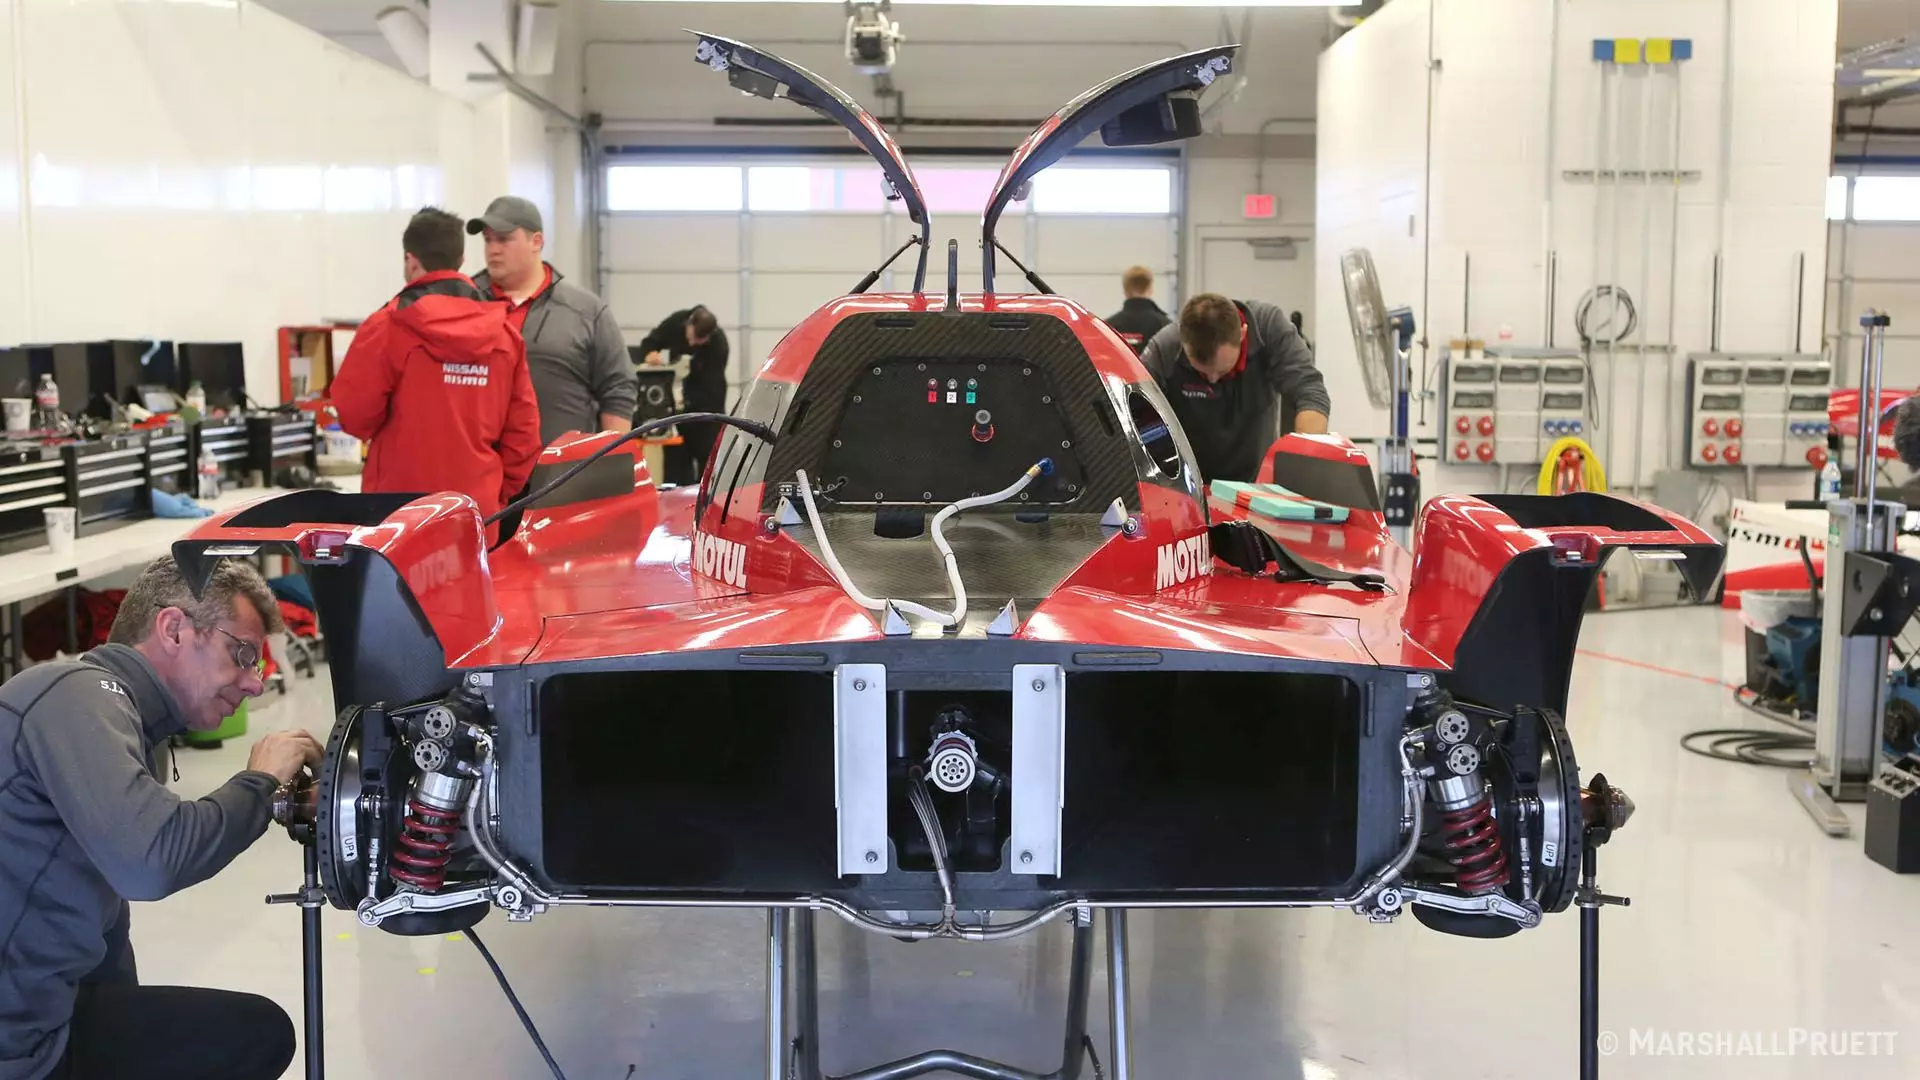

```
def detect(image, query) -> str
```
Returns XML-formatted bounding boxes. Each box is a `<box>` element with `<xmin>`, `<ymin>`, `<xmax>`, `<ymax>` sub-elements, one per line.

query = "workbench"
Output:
<box><xmin>0</xmin><ymin>479</ymin><xmax>359</xmax><ymax>678</ymax></box>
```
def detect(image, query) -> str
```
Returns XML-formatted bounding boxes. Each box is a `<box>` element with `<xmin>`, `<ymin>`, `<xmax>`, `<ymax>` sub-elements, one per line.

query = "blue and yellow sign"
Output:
<box><xmin>1593</xmin><ymin>38</ymin><xmax>1693</xmax><ymax>64</ymax></box>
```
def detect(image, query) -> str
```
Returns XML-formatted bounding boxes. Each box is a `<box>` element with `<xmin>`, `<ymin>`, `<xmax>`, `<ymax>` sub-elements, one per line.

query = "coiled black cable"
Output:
<box><xmin>1678</xmin><ymin>687</ymin><xmax>1815</xmax><ymax>768</ymax></box>
<box><xmin>1574</xmin><ymin>286</ymin><xmax>1638</xmax><ymax>346</ymax></box>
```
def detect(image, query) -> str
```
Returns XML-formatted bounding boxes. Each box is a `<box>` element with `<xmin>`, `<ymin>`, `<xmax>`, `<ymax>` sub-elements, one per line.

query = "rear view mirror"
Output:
<box><xmin>1100</xmin><ymin>93</ymin><xmax>1203</xmax><ymax>147</ymax></box>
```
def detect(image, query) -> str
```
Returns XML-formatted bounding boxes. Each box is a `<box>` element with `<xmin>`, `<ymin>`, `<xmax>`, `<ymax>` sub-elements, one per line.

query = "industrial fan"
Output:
<box><xmin>1340</xmin><ymin>248</ymin><xmax>1418</xmax><ymax>544</ymax></box>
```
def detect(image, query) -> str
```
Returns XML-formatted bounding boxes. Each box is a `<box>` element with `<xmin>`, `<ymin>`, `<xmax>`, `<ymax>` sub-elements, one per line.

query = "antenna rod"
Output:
<box><xmin>944</xmin><ymin>239</ymin><xmax>960</xmax><ymax>312</ymax></box>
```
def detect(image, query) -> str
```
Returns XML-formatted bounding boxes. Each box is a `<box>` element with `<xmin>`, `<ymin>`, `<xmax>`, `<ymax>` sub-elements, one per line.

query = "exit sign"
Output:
<box><xmin>1243</xmin><ymin>193</ymin><xmax>1277</xmax><ymax>219</ymax></box>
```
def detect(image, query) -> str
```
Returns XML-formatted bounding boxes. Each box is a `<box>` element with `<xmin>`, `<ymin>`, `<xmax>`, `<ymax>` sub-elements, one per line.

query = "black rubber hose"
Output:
<box><xmin>463</xmin><ymin>928</ymin><xmax>568</xmax><ymax>1080</ymax></box>
<box><xmin>483</xmin><ymin>411</ymin><xmax>777</xmax><ymax>528</ymax></box>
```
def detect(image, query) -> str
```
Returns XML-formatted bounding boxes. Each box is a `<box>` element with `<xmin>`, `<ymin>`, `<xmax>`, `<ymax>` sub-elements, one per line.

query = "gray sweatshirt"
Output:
<box><xmin>0</xmin><ymin>644</ymin><xmax>277</xmax><ymax>1080</ymax></box>
<box><xmin>1140</xmin><ymin>298</ymin><xmax>1330</xmax><ymax>483</ymax></box>
<box><xmin>472</xmin><ymin>265</ymin><xmax>637</xmax><ymax>446</ymax></box>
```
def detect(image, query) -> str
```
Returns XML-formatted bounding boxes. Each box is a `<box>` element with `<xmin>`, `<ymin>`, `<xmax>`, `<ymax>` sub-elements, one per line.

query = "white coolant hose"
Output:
<box><xmin>796</xmin><ymin>468</ymin><xmax>953</xmax><ymax>626</ymax></box>
<box><xmin>926</xmin><ymin>458</ymin><xmax>1051</xmax><ymax>628</ymax></box>
<box><xmin>795</xmin><ymin>459</ymin><xmax>1052</xmax><ymax>629</ymax></box>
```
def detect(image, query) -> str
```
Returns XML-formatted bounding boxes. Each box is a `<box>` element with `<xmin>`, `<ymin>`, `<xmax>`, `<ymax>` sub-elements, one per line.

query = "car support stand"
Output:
<box><xmin>1577</xmin><ymin>774</ymin><xmax>1632</xmax><ymax>1080</ymax></box>
<box><xmin>1792</xmin><ymin>311</ymin><xmax>1906</xmax><ymax>837</ymax></box>
<box><xmin>771</xmin><ymin>906</ymin><xmax>1129</xmax><ymax>1080</ymax></box>
<box><xmin>266</xmin><ymin>833</ymin><xmax>328</xmax><ymax>1079</ymax></box>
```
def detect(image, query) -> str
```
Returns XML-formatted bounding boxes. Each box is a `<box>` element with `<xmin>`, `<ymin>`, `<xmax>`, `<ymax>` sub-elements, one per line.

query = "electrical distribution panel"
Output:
<box><xmin>1685</xmin><ymin>353</ymin><xmax>1829</xmax><ymax>468</ymax></box>
<box><xmin>1786</xmin><ymin>358</ymin><xmax>1835</xmax><ymax>468</ymax></box>
<box><xmin>1444</xmin><ymin>347</ymin><xmax>1587</xmax><ymax>466</ymax></box>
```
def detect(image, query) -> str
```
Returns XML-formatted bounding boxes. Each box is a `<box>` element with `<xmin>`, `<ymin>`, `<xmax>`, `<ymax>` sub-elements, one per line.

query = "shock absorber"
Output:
<box><xmin>1426</xmin><ymin>707</ymin><xmax>1510</xmax><ymax>895</ymax></box>
<box><xmin>389</xmin><ymin>768</ymin><xmax>474</xmax><ymax>892</ymax></box>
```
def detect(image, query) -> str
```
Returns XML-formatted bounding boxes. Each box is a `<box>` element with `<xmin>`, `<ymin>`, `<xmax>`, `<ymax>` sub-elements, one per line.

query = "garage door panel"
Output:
<box><xmin>605</xmin><ymin>216</ymin><xmax>741</xmax><ymax>272</ymax></box>
<box><xmin>1034</xmin><ymin>218</ymin><xmax>1170</xmax><ymax>274</ymax></box>
<box><xmin>1029</xmin><ymin>274</ymin><xmax>1131</xmax><ymax>315</ymax></box>
<box><xmin>749</xmin><ymin>216</ymin><xmax>886</xmax><ymax>272</ymax></box>
<box><xmin>752</xmin><ymin>272</ymin><xmax>865</xmax><ymax>328</ymax></box>
<box><xmin>607</xmin><ymin>272</ymin><xmax>741</xmax><ymax>335</ymax></box>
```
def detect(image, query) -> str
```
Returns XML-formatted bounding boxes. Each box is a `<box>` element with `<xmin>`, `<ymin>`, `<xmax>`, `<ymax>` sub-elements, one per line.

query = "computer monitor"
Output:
<box><xmin>178</xmin><ymin>342</ymin><xmax>248</xmax><ymax>410</ymax></box>
<box><xmin>0</xmin><ymin>348</ymin><xmax>35</xmax><ymax>399</ymax></box>
<box><xmin>111</xmin><ymin>339</ymin><xmax>175</xmax><ymax>393</ymax></box>
<box><xmin>51</xmin><ymin>342</ymin><xmax>115</xmax><ymax>417</ymax></box>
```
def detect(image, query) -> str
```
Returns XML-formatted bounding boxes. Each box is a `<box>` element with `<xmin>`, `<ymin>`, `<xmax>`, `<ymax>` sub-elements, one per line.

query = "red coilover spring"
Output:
<box><xmin>1436</xmin><ymin>796</ymin><xmax>1510</xmax><ymax>894</ymax></box>
<box><xmin>389</xmin><ymin>798</ymin><xmax>462</xmax><ymax>891</ymax></box>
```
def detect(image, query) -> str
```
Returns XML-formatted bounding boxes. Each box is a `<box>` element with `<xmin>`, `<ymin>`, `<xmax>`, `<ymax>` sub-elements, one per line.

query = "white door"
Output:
<box><xmin>1197</xmin><ymin>234</ymin><xmax>1315</xmax><ymax>343</ymax></box>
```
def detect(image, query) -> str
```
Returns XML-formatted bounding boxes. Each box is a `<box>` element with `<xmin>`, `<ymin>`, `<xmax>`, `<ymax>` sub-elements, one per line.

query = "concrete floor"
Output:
<box><xmin>136</xmin><ymin>604</ymin><xmax>1920</xmax><ymax>1079</ymax></box>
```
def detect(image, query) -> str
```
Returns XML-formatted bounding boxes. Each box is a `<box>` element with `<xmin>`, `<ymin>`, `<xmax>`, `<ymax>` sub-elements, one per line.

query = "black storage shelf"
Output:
<box><xmin>0</xmin><ymin>443</ymin><xmax>68</xmax><ymax>542</ymax></box>
<box><xmin>64</xmin><ymin>432</ymin><xmax>151</xmax><ymax>535</ymax></box>
<box><xmin>145</xmin><ymin>423</ymin><xmax>189</xmax><ymax>494</ymax></box>
<box><xmin>248</xmin><ymin>413</ymin><xmax>317</xmax><ymax>477</ymax></box>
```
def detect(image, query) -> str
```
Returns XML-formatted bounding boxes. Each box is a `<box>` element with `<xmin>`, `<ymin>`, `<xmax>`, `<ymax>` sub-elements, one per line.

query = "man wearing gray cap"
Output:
<box><xmin>468</xmin><ymin>195</ymin><xmax>635</xmax><ymax>443</ymax></box>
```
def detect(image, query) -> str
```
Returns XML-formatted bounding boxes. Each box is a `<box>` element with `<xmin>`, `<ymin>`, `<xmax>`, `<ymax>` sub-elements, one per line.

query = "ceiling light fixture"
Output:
<box><xmin>376</xmin><ymin>3</ymin><xmax>431</xmax><ymax>79</ymax></box>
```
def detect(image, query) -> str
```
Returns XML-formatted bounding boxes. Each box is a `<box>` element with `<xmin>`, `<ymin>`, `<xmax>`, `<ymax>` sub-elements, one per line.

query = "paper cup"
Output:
<box><xmin>43</xmin><ymin>507</ymin><xmax>75</xmax><ymax>557</ymax></box>
<box><xmin>2</xmin><ymin>399</ymin><xmax>29</xmax><ymax>434</ymax></box>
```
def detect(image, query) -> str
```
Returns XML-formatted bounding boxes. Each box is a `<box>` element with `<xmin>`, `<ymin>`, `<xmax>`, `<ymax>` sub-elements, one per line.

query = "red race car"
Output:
<box><xmin>177</xmin><ymin>35</ymin><xmax>1721</xmax><ymax>1080</ymax></box>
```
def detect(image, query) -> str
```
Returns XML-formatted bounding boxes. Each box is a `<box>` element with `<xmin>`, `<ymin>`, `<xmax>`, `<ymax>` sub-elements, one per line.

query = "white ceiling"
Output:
<box><xmin>253</xmin><ymin>0</ymin><xmax>1918</xmax><ymax>138</ymax></box>
<box><xmin>579</xmin><ymin>2</ymin><xmax>1326</xmax><ymax>137</ymax></box>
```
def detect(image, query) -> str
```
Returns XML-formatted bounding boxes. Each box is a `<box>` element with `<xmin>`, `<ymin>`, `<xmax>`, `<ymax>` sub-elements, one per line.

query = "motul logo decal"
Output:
<box><xmin>693</xmin><ymin>530</ymin><xmax>748</xmax><ymax>589</ymax></box>
<box><xmin>1155</xmin><ymin>533</ymin><xmax>1212</xmax><ymax>590</ymax></box>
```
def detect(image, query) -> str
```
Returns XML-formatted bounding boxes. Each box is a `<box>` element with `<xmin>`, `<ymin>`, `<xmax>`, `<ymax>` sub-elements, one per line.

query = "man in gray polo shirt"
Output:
<box><xmin>467</xmin><ymin>196</ymin><xmax>636</xmax><ymax>445</ymax></box>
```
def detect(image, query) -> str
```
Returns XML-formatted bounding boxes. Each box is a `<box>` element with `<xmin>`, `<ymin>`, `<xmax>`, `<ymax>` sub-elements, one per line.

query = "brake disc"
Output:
<box><xmin>314</xmin><ymin>706</ymin><xmax>369</xmax><ymax>909</ymax></box>
<box><xmin>1533</xmin><ymin>707</ymin><xmax>1584</xmax><ymax>914</ymax></box>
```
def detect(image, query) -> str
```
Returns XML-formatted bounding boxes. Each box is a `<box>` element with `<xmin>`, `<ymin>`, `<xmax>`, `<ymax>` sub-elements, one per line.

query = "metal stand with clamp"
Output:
<box><xmin>769</xmin><ymin>906</ymin><xmax>1132</xmax><ymax>1080</ymax></box>
<box><xmin>1577</xmin><ymin>774</ymin><xmax>1632</xmax><ymax>1080</ymax></box>
<box><xmin>1791</xmin><ymin>311</ymin><xmax>1920</xmax><ymax>836</ymax></box>
<box><xmin>1378</xmin><ymin>307</ymin><xmax>1420</xmax><ymax>550</ymax></box>
<box><xmin>265</xmin><ymin>781</ymin><xmax>329</xmax><ymax>1080</ymax></box>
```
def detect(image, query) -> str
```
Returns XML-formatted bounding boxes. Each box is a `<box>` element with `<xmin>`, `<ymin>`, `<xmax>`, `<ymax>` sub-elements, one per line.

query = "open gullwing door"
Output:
<box><xmin>980</xmin><ymin>45</ymin><xmax>1237</xmax><ymax>294</ymax></box>
<box><xmin>689</xmin><ymin>31</ymin><xmax>932</xmax><ymax>292</ymax></box>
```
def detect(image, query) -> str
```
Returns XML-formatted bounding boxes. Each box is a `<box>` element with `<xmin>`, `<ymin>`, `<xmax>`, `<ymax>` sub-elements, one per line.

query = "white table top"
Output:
<box><xmin>0</xmin><ymin>479</ymin><xmax>361</xmax><ymax>609</ymax></box>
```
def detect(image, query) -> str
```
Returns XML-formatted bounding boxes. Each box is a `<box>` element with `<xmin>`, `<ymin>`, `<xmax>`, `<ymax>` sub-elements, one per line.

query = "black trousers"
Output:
<box><xmin>50</xmin><ymin>982</ymin><xmax>295</xmax><ymax>1080</ymax></box>
<box><xmin>663</xmin><ymin>417</ymin><xmax>724</xmax><ymax>486</ymax></box>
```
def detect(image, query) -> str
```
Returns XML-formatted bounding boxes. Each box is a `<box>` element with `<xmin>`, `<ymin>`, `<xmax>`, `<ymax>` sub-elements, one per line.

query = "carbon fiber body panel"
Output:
<box><xmin>799</xmin><ymin>512</ymin><xmax>1111</xmax><ymax>635</ymax></box>
<box><xmin>757</xmin><ymin>312</ymin><xmax>1142</xmax><ymax>516</ymax></box>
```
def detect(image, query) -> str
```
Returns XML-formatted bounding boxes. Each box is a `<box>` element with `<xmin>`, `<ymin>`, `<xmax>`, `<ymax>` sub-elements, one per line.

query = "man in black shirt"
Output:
<box><xmin>1140</xmin><ymin>293</ymin><xmax>1330</xmax><ymax>483</ymax></box>
<box><xmin>1106</xmin><ymin>266</ymin><xmax>1171</xmax><ymax>356</ymax></box>
<box><xmin>638</xmin><ymin>306</ymin><xmax>729</xmax><ymax>484</ymax></box>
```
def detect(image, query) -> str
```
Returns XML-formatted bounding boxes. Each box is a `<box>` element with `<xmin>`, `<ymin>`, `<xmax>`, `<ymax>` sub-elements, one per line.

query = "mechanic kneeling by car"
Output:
<box><xmin>1140</xmin><ymin>293</ymin><xmax>1331</xmax><ymax>483</ymax></box>
<box><xmin>0</xmin><ymin>556</ymin><xmax>323</xmax><ymax>1080</ymax></box>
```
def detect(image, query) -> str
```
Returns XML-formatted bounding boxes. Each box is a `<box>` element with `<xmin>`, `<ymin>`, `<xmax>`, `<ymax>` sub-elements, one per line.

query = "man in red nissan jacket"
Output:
<box><xmin>332</xmin><ymin>206</ymin><xmax>543</xmax><ymax>523</ymax></box>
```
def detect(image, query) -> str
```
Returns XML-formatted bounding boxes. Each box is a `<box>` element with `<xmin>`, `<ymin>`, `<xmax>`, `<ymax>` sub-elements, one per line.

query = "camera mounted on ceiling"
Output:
<box><xmin>845</xmin><ymin>0</ymin><xmax>904</xmax><ymax>76</ymax></box>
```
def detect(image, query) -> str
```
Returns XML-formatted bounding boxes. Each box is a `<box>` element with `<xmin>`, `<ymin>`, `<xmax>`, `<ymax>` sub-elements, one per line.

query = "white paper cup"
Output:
<box><xmin>43</xmin><ymin>507</ymin><xmax>75</xmax><ymax>557</ymax></box>
<box><xmin>2</xmin><ymin>399</ymin><xmax>29</xmax><ymax>434</ymax></box>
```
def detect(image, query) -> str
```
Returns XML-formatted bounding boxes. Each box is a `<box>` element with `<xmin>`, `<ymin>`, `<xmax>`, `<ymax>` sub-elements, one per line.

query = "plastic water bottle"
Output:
<box><xmin>33</xmin><ymin>374</ymin><xmax>57</xmax><ymax>427</ymax></box>
<box><xmin>184</xmin><ymin>380</ymin><xmax>206</xmax><ymax>413</ymax></box>
<box><xmin>1819</xmin><ymin>456</ymin><xmax>1842</xmax><ymax>502</ymax></box>
<box><xmin>197</xmin><ymin>446</ymin><xmax>222</xmax><ymax>500</ymax></box>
